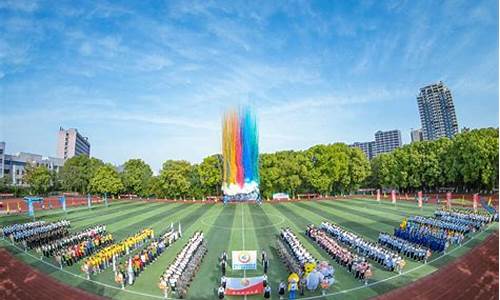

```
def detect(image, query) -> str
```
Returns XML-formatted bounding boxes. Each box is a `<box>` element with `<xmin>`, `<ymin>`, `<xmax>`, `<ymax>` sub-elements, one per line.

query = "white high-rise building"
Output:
<box><xmin>417</xmin><ymin>81</ymin><xmax>459</xmax><ymax>140</ymax></box>
<box><xmin>410</xmin><ymin>128</ymin><xmax>424</xmax><ymax>143</ymax></box>
<box><xmin>374</xmin><ymin>130</ymin><xmax>402</xmax><ymax>156</ymax></box>
<box><xmin>57</xmin><ymin>127</ymin><xmax>91</xmax><ymax>160</ymax></box>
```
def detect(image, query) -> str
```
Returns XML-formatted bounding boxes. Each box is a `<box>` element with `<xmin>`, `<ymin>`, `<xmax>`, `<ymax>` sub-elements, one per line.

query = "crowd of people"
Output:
<box><xmin>378</xmin><ymin>232</ymin><xmax>430</xmax><ymax>262</ymax></box>
<box><xmin>56</xmin><ymin>233</ymin><xmax>113</xmax><ymax>267</ymax></box>
<box><xmin>435</xmin><ymin>210</ymin><xmax>492</xmax><ymax>230</ymax></box>
<box><xmin>306</xmin><ymin>225</ymin><xmax>373</xmax><ymax>280</ymax></box>
<box><xmin>394</xmin><ymin>223</ymin><xmax>452</xmax><ymax>253</ymax></box>
<box><xmin>408</xmin><ymin>216</ymin><xmax>470</xmax><ymax>234</ymax></box>
<box><xmin>280</xmin><ymin>227</ymin><xmax>315</xmax><ymax>266</ymax></box>
<box><xmin>38</xmin><ymin>225</ymin><xmax>107</xmax><ymax>257</ymax></box>
<box><xmin>8</xmin><ymin>220</ymin><xmax>71</xmax><ymax>249</ymax></box>
<box><xmin>1</xmin><ymin>221</ymin><xmax>46</xmax><ymax>237</ymax></box>
<box><xmin>159</xmin><ymin>231</ymin><xmax>207</xmax><ymax>299</ymax></box>
<box><xmin>319</xmin><ymin>222</ymin><xmax>403</xmax><ymax>272</ymax></box>
<box><xmin>81</xmin><ymin>228</ymin><xmax>154</xmax><ymax>276</ymax></box>
<box><xmin>276</xmin><ymin>236</ymin><xmax>302</xmax><ymax>275</ymax></box>
<box><xmin>116</xmin><ymin>227</ymin><xmax>181</xmax><ymax>287</ymax></box>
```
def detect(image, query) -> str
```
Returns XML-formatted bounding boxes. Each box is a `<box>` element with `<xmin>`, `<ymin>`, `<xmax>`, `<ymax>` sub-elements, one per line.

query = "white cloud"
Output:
<box><xmin>79</xmin><ymin>42</ymin><xmax>93</xmax><ymax>56</ymax></box>
<box><xmin>136</xmin><ymin>54</ymin><xmax>172</xmax><ymax>71</ymax></box>
<box><xmin>0</xmin><ymin>0</ymin><xmax>39</xmax><ymax>12</ymax></box>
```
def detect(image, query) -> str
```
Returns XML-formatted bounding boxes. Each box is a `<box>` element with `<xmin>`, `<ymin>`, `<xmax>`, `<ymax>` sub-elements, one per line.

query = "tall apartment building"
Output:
<box><xmin>410</xmin><ymin>128</ymin><xmax>423</xmax><ymax>143</ymax></box>
<box><xmin>57</xmin><ymin>127</ymin><xmax>91</xmax><ymax>160</ymax></box>
<box><xmin>0</xmin><ymin>142</ymin><xmax>5</xmax><ymax>179</ymax></box>
<box><xmin>349</xmin><ymin>141</ymin><xmax>375</xmax><ymax>160</ymax></box>
<box><xmin>417</xmin><ymin>81</ymin><xmax>459</xmax><ymax>140</ymax></box>
<box><xmin>374</xmin><ymin>130</ymin><xmax>402</xmax><ymax>155</ymax></box>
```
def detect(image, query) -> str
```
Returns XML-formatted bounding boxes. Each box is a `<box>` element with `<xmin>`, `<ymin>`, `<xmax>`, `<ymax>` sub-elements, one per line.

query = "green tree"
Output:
<box><xmin>347</xmin><ymin>147</ymin><xmax>370</xmax><ymax>192</ymax></box>
<box><xmin>446</xmin><ymin>128</ymin><xmax>499</xmax><ymax>191</ymax></box>
<box><xmin>189</xmin><ymin>164</ymin><xmax>204</xmax><ymax>199</ymax></box>
<box><xmin>259</xmin><ymin>153</ymin><xmax>280</xmax><ymax>199</ymax></box>
<box><xmin>89</xmin><ymin>164</ymin><xmax>124</xmax><ymax>195</ymax></box>
<box><xmin>146</xmin><ymin>176</ymin><xmax>164</xmax><ymax>198</ymax></box>
<box><xmin>305</xmin><ymin>144</ymin><xmax>350</xmax><ymax>195</ymax></box>
<box><xmin>24</xmin><ymin>164</ymin><xmax>52</xmax><ymax>195</ymax></box>
<box><xmin>121</xmin><ymin>159</ymin><xmax>153</xmax><ymax>197</ymax></box>
<box><xmin>368</xmin><ymin>128</ymin><xmax>498</xmax><ymax>193</ymax></box>
<box><xmin>370</xmin><ymin>153</ymin><xmax>397</xmax><ymax>189</ymax></box>
<box><xmin>60</xmin><ymin>155</ymin><xmax>104</xmax><ymax>194</ymax></box>
<box><xmin>158</xmin><ymin>160</ymin><xmax>192</xmax><ymax>199</ymax></box>
<box><xmin>275</xmin><ymin>151</ymin><xmax>310</xmax><ymax>197</ymax></box>
<box><xmin>198</xmin><ymin>154</ymin><xmax>223</xmax><ymax>196</ymax></box>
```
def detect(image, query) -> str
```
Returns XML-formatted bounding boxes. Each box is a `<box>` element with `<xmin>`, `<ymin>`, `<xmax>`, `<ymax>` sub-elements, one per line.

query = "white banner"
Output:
<box><xmin>232</xmin><ymin>251</ymin><xmax>257</xmax><ymax>270</ymax></box>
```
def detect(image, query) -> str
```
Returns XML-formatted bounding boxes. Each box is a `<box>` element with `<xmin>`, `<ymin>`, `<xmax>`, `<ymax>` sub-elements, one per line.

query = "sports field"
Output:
<box><xmin>0</xmin><ymin>199</ymin><xmax>498</xmax><ymax>300</ymax></box>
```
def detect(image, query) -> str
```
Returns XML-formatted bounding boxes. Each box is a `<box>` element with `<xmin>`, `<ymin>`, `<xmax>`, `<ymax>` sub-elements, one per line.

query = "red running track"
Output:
<box><xmin>372</xmin><ymin>231</ymin><xmax>499</xmax><ymax>300</ymax></box>
<box><xmin>0</xmin><ymin>249</ymin><xmax>106</xmax><ymax>300</ymax></box>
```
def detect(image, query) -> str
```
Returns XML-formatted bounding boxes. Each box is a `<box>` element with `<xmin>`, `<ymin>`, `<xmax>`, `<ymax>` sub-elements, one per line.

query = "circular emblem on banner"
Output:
<box><xmin>238</xmin><ymin>252</ymin><xmax>251</xmax><ymax>263</ymax></box>
<box><xmin>240</xmin><ymin>278</ymin><xmax>250</xmax><ymax>286</ymax></box>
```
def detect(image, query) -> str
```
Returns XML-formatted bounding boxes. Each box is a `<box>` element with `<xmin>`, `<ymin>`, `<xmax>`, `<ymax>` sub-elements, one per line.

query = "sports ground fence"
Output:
<box><xmin>0</xmin><ymin>192</ymin><xmax>497</xmax><ymax>214</ymax></box>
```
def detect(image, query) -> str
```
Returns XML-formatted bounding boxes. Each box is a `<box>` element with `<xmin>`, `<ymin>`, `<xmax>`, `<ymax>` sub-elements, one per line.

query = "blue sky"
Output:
<box><xmin>0</xmin><ymin>0</ymin><xmax>498</xmax><ymax>172</ymax></box>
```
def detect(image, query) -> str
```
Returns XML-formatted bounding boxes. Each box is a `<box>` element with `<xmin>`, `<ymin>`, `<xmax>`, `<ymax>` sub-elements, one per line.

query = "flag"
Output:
<box><xmin>473</xmin><ymin>193</ymin><xmax>478</xmax><ymax>212</ymax></box>
<box><xmin>446</xmin><ymin>192</ymin><xmax>452</xmax><ymax>209</ymax></box>
<box><xmin>418</xmin><ymin>191</ymin><xmax>423</xmax><ymax>208</ymax></box>
<box><xmin>224</xmin><ymin>276</ymin><xmax>264</xmax><ymax>296</ymax></box>
<box><xmin>376</xmin><ymin>189</ymin><xmax>381</xmax><ymax>202</ymax></box>
<box><xmin>127</xmin><ymin>258</ymin><xmax>134</xmax><ymax>285</ymax></box>
<box><xmin>59</xmin><ymin>196</ymin><xmax>66</xmax><ymax>211</ymax></box>
<box><xmin>391</xmin><ymin>190</ymin><xmax>396</xmax><ymax>204</ymax></box>
<box><xmin>28</xmin><ymin>201</ymin><xmax>34</xmax><ymax>217</ymax></box>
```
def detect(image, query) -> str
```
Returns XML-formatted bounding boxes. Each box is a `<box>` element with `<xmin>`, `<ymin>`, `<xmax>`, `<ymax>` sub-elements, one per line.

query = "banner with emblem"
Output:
<box><xmin>225</xmin><ymin>276</ymin><xmax>264</xmax><ymax>296</ymax></box>
<box><xmin>232</xmin><ymin>251</ymin><xmax>257</xmax><ymax>270</ymax></box>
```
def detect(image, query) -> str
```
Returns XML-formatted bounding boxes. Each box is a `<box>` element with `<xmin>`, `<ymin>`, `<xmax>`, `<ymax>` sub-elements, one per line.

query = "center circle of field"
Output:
<box><xmin>201</xmin><ymin>212</ymin><xmax>285</xmax><ymax>230</ymax></box>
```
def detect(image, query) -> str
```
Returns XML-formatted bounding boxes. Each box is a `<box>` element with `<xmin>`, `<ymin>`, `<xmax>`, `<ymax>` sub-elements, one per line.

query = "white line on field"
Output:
<box><xmin>242</xmin><ymin>205</ymin><xmax>247</xmax><ymax>300</ymax></box>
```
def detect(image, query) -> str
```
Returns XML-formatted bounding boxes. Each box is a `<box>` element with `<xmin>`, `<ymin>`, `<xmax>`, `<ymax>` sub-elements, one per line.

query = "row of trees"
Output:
<box><xmin>369</xmin><ymin>128</ymin><xmax>499</xmax><ymax>192</ymax></box>
<box><xmin>7</xmin><ymin>127</ymin><xmax>498</xmax><ymax>197</ymax></box>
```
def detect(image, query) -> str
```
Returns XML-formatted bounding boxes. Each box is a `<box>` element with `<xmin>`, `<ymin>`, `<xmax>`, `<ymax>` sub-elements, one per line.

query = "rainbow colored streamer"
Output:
<box><xmin>222</xmin><ymin>107</ymin><xmax>259</xmax><ymax>195</ymax></box>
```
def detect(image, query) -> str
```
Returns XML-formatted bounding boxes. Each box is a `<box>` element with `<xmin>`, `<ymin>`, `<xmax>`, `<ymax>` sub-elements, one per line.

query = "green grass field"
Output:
<box><xmin>0</xmin><ymin>199</ymin><xmax>498</xmax><ymax>300</ymax></box>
